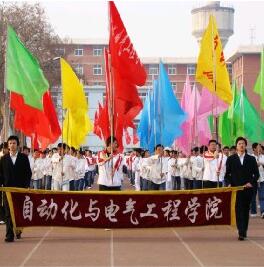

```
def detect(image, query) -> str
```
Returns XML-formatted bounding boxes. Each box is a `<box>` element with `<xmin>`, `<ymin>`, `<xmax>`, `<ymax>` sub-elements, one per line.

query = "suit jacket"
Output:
<box><xmin>224</xmin><ymin>153</ymin><xmax>259</xmax><ymax>187</ymax></box>
<box><xmin>0</xmin><ymin>152</ymin><xmax>32</xmax><ymax>188</ymax></box>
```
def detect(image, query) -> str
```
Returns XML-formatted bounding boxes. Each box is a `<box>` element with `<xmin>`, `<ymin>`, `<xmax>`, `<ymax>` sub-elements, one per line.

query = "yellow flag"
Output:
<box><xmin>196</xmin><ymin>15</ymin><xmax>232</xmax><ymax>104</ymax></box>
<box><xmin>61</xmin><ymin>58</ymin><xmax>93</xmax><ymax>148</ymax></box>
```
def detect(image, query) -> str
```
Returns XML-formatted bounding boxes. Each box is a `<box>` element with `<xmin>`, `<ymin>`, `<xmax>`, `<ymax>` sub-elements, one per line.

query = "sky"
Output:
<box><xmin>38</xmin><ymin>0</ymin><xmax>264</xmax><ymax>59</ymax></box>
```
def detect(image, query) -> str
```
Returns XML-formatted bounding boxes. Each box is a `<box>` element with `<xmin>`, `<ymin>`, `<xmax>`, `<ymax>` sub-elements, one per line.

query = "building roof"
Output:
<box><xmin>63</xmin><ymin>38</ymin><xmax>108</xmax><ymax>45</ymax></box>
<box><xmin>141</xmin><ymin>57</ymin><xmax>197</xmax><ymax>64</ymax></box>
<box><xmin>228</xmin><ymin>45</ymin><xmax>263</xmax><ymax>62</ymax></box>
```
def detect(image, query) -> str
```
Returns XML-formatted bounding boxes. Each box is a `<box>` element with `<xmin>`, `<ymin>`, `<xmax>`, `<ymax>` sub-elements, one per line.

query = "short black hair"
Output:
<box><xmin>235</xmin><ymin>137</ymin><xmax>247</xmax><ymax>146</ymax></box>
<box><xmin>252</xmin><ymin>143</ymin><xmax>259</xmax><ymax>150</ymax></box>
<box><xmin>230</xmin><ymin>145</ymin><xmax>236</xmax><ymax>150</ymax></box>
<box><xmin>106</xmin><ymin>136</ymin><xmax>117</xmax><ymax>147</ymax></box>
<box><xmin>223</xmin><ymin>146</ymin><xmax>229</xmax><ymax>150</ymax></box>
<box><xmin>155</xmin><ymin>144</ymin><xmax>164</xmax><ymax>151</ymax></box>
<box><xmin>23</xmin><ymin>146</ymin><xmax>30</xmax><ymax>152</ymax></box>
<box><xmin>7</xmin><ymin>135</ymin><xmax>20</xmax><ymax>146</ymax></box>
<box><xmin>193</xmin><ymin>147</ymin><xmax>199</xmax><ymax>153</ymax></box>
<box><xmin>200</xmin><ymin>145</ymin><xmax>208</xmax><ymax>154</ymax></box>
<box><xmin>57</xmin><ymin>143</ymin><xmax>67</xmax><ymax>150</ymax></box>
<box><xmin>208</xmin><ymin>139</ymin><xmax>217</xmax><ymax>145</ymax></box>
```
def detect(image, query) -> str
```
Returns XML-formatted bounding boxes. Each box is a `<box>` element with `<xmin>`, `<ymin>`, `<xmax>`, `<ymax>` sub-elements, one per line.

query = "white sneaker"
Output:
<box><xmin>0</xmin><ymin>221</ymin><xmax>5</xmax><ymax>225</ymax></box>
<box><xmin>261</xmin><ymin>212</ymin><xmax>264</xmax><ymax>219</ymax></box>
<box><xmin>250</xmin><ymin>213</ymin><xmax>257</xmax><ymax>217</ymax></box>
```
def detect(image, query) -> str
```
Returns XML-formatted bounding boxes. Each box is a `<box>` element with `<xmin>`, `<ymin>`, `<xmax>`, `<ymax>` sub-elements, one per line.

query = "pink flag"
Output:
<box><xmin>198</xmin><ymin>87</ymin><xmax>228</xmax><ymax>118</ymax></box>
<box><xmin>176</xmin><ymin>76</ymin><xmax>194</xmax><ymax>155</ymax></box>
<box><xmin>196</xmin><ymin>87</ymin><xmax>228</xmax><ymax>145</ymax></box>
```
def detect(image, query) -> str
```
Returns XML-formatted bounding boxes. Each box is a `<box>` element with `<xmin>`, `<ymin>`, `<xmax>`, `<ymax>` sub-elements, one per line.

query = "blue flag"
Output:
<box><xmin>137</xmin><ymin>89</ymin><xmax>153</xmax><ymax>149</ymax></box>
<box><xmin>138</xmin><ymin>62</ymin><xmax>187</xmax><ymax>152</ymax></box>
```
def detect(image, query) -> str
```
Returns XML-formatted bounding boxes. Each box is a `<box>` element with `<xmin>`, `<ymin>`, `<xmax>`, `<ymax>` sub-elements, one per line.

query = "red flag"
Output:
<box><xmin>132</xmin><ymin>128</ymin><xmax>139</xmax><ymax>145</ymax></box>
<box><xmin>124</xmin><ymin>128</ymin><xmax>131</xmax><ymax>145</ymax></box>
<box><xmin>109</xmin><ymin>1</ymin><xmax>146</xmax><ymax>86</ymax></box>
<box><xmin>10</xmin><ymin>91</ymin><xmax>61</xmax><ymax>149</ymax></box>
<box><xmin>93</xmin><ymin>110</ymin><xmax>100</xmax><ymax>137</ymax></box>
<box><xmin>105</xmin><ymin>2</ymin><xmax>146</xmax><ymax>150</ymax></box>
<box><xmin>31</xmin><ymin>134</ymin><xmax>39</xmax><ymax>150</ymax></box>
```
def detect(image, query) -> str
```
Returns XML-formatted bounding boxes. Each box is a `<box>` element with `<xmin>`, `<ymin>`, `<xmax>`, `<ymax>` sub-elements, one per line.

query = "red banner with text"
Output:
<box><xmin>2</xmin><ymin>187</ymin><xmax>240</xmax><ymax>229</ymax></box>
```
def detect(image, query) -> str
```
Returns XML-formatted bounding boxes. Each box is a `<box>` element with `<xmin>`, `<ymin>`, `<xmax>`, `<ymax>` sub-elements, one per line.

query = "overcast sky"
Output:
<box><xmin>39</xmin><ymin>0</ymin><xmax>264</xmax><ymax>58</ymax></box>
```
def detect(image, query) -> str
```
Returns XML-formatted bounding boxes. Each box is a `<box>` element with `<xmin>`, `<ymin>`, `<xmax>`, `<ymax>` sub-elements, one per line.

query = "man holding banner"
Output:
<box><xmin>0</xmin><ymin>135</ymin><xmax>32</xmax><ymax>242</ymax></box>
<box><xmin>225</xmin><ymin>137</ymin><xmax>259</xmax><ymax>241</ymax></box>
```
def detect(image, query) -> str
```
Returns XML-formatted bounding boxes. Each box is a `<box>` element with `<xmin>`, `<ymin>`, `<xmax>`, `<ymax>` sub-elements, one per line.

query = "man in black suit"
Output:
<box><xmin>0</xmin><ymin>136</ymin><xmax>32</xmax><ymax>242</ymax></box>
<box><xmin>224</xmin><ymin>137</ymin><xmax>259</xmax><ymax>241</ymax></box>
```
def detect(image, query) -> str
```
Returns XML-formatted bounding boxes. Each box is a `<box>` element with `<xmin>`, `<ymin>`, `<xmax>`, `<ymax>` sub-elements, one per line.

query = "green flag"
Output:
<box><xmin>234</xmin><ymin>86</ymin><xmax>264</xmax><ymax>142</ymax></box>
<box><xmin>6</xmin><ymin>26</ymin><xmax>49</xmax><ymax>110</ymax></box>
<box><xmin>254</xmin><ymin>48</ymin><xmax>264</xmax><ymax>109</ymax></box>
<box><xmin>219</xmin><ymin>110</ymin><xmax>233</xmax><ymax>146</ymax></box>
<box><xmin>227</xmin><ymin>82</ymin><xmax>238</xmax><ymax>120</ymax></box>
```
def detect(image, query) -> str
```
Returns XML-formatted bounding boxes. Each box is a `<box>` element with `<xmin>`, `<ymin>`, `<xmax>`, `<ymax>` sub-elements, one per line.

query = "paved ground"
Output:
<box><xmin>0</xmin><ymin>178</ymin><xmax>264</xmax><ymax>267</ymax></box>
<box><xmin>0</xmin><ymin>213</ymin><xmax>264</xmax><ymax>267</ymax></box>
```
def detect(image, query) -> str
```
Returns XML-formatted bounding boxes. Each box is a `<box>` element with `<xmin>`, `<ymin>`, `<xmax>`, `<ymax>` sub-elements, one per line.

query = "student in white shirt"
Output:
<box><xmin>140</xmin><ymin>150</ymin><xmax>151</xmax><ymax>191</ymax></box>
<box><xmin>132</xmin><ymin>148</ymin><xmax>142</xmax><ymax>191</ymax></box>
<box><xmin>148</xmin><ymin>144</ymin><xmax>168</xmax><ymax>190</ymax></box>
<box><xmin>193</xmin><ymin>146</ymin><xmax>207</xmax><ymax>189</ymax></box>
<box><xmin>43</xmin><ymin>149</ymin><xmax>53</xmax><ymax>190</ymax></box>
<box><xmin>164</xmin><ymin>148</ymin><xmax>172</xmax><ymax>191</ymax></box>
<box><xmin>51</xmin><ymin>143</ymin><xmax>75</xmax><ymax>191</ymax></box>
<box><xmin>203</xmin><ymin>140</ymin><xmax>219</xmax><ymax>188</ymax></box>
<box><xmin>254</xmin><ymin>145</ymin><xmax>264</xmax><ymax>218</ymax></box>
<box><xmin>67</xmin><ymin>147</ymin><xmax>78</xmax><ymax>191</ymax></box>
<box><xmin>75</xmin><ymin>150</ymin><xmax>86</xmax><ymax>191</ymax></box>
<box><xmin>168</xmin><ymin>150</ymin><xmax>181</xmax><ymax>190</ymax></box>
<box><xmin>30</xmin><ymin>150</ymin><xmax>42</xmax><ymax>189</ymax></box>
<box><xmin>97</xmin><ymin>136</ymin><xmax>124</xmax><ymax>191</ymax></box>
<box><xmin>84</xmin><ymin>150</ymin><xmax>96</xmax><ymax>189</ymax></box>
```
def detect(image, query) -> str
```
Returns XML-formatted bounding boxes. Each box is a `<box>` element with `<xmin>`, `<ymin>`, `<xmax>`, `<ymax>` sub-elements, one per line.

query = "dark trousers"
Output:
<box><xmin>194</xmin><ymin>180</ymin><xmax>203</xmax><ymax>189</ymax></box>
<box><xmin>99</xmin><ymin>184</ymin><xmax>121</xmax><ymax>191</ymax></box>
<box><xmin>250</xmin><ymin>183</ymin><xmax>258</xmax><ymax>214</ymax></box>
<box><xmin>203</xmin><ymin>181</ymin><xmax>220</xmax><ymax>188</ymax></box>
<box><xmin>172</xmin><ymin>176</ymin><xmax>181</xmax><ymax>190</ymax></box>
<box><xmin>236</xmin><ymin>188</ymin><xmax>254</xmax><ymax>237</ymax></box>
<box><xmin>69</xmin><ymin>180</ymin><xmax>75</xmax><ymax>191</ymax></box>
<box><xmin>150</xmin><ymin>182</ymin><xmax>166</xmax><ymax>191</ymax></box>
<box><xmin>44</xmin><ymin>175</ymin><xmax>52</xmax><ymax>190</ymax></box>
<box><xmin>142</xmin><ymin>179</ymin><xmax>151</xmax><ymax>191</ymax></box>
<box><xmin>184</xmin><ymin>178</ymin><xmax>194</xmax><ymax>190</ymax></box>
<box><xmin>3</xmin><ymin>194</ymin><xmax>14</xmax><ymax>240</ymax></box>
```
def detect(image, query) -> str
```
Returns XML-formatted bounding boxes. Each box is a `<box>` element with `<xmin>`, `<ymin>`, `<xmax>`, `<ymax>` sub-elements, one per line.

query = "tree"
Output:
<box><xmin>0</xmin><ymin>2</ymin><xmax>62</xmax><ymax>142</ymax></box>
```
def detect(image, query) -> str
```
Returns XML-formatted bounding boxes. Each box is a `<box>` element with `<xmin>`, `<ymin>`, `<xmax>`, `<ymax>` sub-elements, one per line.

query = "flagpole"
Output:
<box><xmin>158</xmin><ymin>61</ymin><xmax>163</xmax><ymax>182</ymax></box>
<box><xmin>258</xmin><ymin>44</ymin><xmax>264</xmax><ymax>140</ymax></box>
<box><xmin>211</xmin><ymin>15</ymin><xmax>219</xmax><ymax>188</ymax></box>
<box><xmin>108</xmin><ymin>52</ymin><xmax>114</xmax><ymax>185</ymax></box>
<box><xmin>57</xmin><ymin>58</ymin><xmax>65</xmax><ymax>185</ymax></box>
<box><xmin>3</xmin><ymin>21</ymin><xmax>10</xmax><ymax>142</ymax></box>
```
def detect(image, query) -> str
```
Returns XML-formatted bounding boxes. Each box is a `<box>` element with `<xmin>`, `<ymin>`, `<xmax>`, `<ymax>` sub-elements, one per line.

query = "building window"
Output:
<box><xmin>138</xmin><ymin>92</ymin><xmax>147</xmax><ymax>103</ymax></box>
<box><xmin>168</xmin><ymin>65</ymin><xmax>177</xmax><ymax>75</ymax></box>
<box><xmin>133</xmin><ymin>119</ymin><xmax>140</xmax><ymax>130</ymax></box>
<box><xmin>187</xmin><ymin>64</ymin><xmax>196</xmax><ymax>75</ymax></box>
<box><xmin>93</xmin><ymin>64</ymin><xmax>103</xmax><ymax>75</ymax></box>
<box><xmin>74</xmin><ymin>64</ymin><xmax>83</xmax><ymax>75</ymax></box>
<box><xmin>74</xmin><ymin>48</ymin><xmax>83</xmax><ymax>56</ymax></box>
<box><xmin>148</xmin><ymin>65</ymin><xmax>159</xmax><ymax>75</ymax></box>
<box><xmin>227</xmin><ymin>63</ymin><xmax>232</xmax><ymax>77</ymax></box>
<box><xmin>93</xmin><ymin>48</ymin><xmax>103</xmax><ymax>56</ymax></box>
<box><xmin>171</xmin><ymin>82</ymin><xmax>177</xmax><ymax>91</ymax></box>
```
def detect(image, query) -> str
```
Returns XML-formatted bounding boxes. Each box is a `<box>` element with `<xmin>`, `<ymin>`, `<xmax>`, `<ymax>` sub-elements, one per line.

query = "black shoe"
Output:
<box><xmin>16</xmin><ymin>231</ymin><xmax>22</xmax><ymax>240</ymax></box>
<box><xmin>238</xmin><ymin>236</ymin><xmax>245</xmax><ymax>241</ymax></box>
<box><xmin>4</xmin><ymin>237</ymin><xmax>14</xmax><ymax>242</ymax></box>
